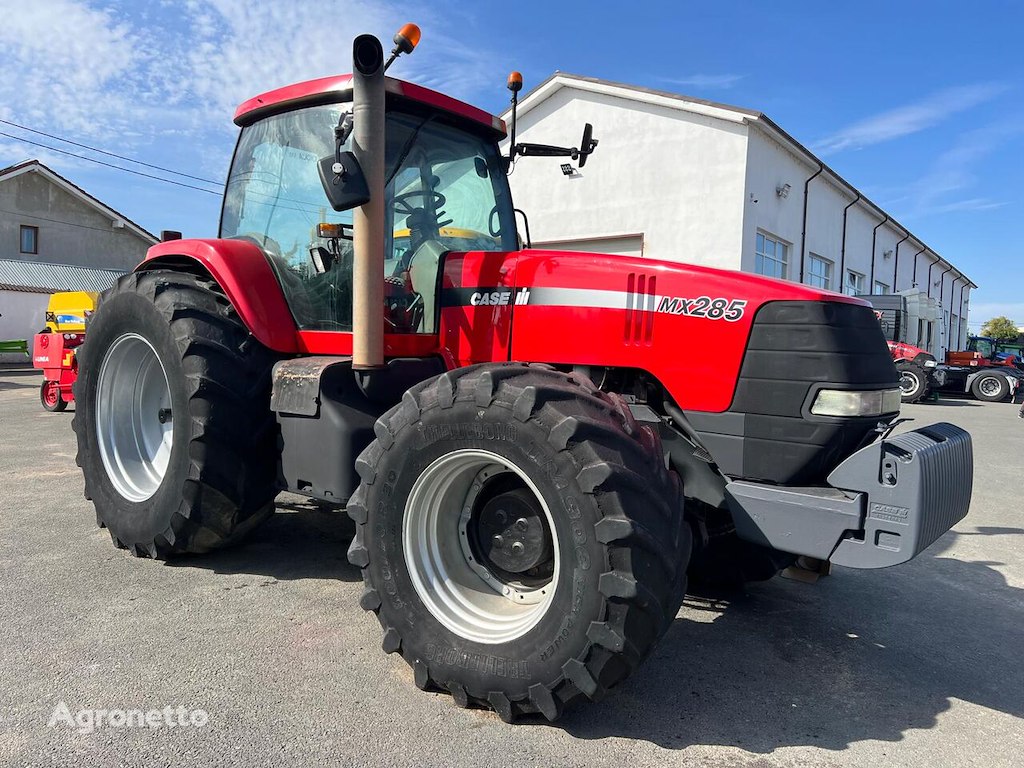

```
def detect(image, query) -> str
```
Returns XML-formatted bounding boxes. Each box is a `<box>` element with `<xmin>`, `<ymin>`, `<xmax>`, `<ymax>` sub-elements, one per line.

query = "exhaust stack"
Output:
<box><xmin>351</xmin><ymin>34</ymin><xmax>386</xmax><ymax>370</ymax></box>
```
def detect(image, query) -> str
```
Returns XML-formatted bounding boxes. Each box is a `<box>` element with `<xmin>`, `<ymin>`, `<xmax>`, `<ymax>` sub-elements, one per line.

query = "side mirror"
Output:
<box><xmin>318</xmin><ymin>151</ymin><xmax>371</xmax><ymax>212</ymax></box>
<box><xmin>577</xmin><ymin>123</ymin><xmax>597</xmax><ymax>168</ymax></box>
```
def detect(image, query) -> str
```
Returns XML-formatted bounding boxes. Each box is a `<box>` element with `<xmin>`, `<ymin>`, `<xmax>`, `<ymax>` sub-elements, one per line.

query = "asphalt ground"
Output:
<box><xmin>1</xmin><ymin>364</ymin><xmax>1021</xmax><ymax>767</ymax></box>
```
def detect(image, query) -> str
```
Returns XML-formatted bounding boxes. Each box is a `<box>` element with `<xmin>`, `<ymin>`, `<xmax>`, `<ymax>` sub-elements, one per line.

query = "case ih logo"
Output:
<box><xmin>469</xmin><ymin>288</ymin><xmax>531</xmax><ymax>306</ymax></box>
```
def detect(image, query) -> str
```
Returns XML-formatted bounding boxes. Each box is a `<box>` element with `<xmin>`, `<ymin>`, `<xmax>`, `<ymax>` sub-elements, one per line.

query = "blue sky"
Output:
<box><xmin>1</xmin><ymin>0</ymin><xmax>1020</xmax><ymax>328</ymax></box>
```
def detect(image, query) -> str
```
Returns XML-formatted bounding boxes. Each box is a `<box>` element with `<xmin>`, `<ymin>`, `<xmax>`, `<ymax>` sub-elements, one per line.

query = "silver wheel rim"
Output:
<box><xmin>900</xmin><ymin>371</ymin><xmax>920</xmax><ymax>395</ymax></box>
<box><xmin>95</xmin><ymin>333</ymin><xmax>173</xmax><ymax>502</ymax></box>
<box><xmin>979</xmin><ymin>377</ymin><xmax>1001</xmax><ymax>397</ymax></box>
<box><xmin>403</xmin><ymin>448</ymin><xmax>560</xmax><ymax>645</ymax></box>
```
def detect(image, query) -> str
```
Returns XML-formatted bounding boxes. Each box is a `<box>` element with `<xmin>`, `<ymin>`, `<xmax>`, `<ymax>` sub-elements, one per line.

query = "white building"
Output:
<box><xmin>504</xmin><ymin>74</ymin><xmax>976</xmax><ymax>357</ymax></box>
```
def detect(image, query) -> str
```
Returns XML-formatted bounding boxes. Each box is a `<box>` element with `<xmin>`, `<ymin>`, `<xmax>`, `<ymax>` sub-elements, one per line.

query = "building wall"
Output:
<box><xmin>505</xmin><ymin>88</ymin><xmax>749</xmax><ymax>270</ymax></box>
<box><xmin>741</xmin><ymin>130</ymin><xmax>810</xmax><ymax>279</ymax></box>
<box><xmin>0</xmin><ymin>289</ymin><xmax>48</xmax><ymax>362</ymax></box>
<box><xmin>505</xmin><ymin>84</ymin><xmax>972</xmax><ymax>355</ymax></box>
<box><xmin>0</xmin><ymin>171</ymin><xmax>150</xmax><ymax>271</ymax></box>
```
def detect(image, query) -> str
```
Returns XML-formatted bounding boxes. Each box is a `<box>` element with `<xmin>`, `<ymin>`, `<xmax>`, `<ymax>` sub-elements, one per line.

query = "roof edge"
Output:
<box><xmin>0</xmin><ymin>160</ymin><xmax>159</xmax><ymax>244</ymax></box>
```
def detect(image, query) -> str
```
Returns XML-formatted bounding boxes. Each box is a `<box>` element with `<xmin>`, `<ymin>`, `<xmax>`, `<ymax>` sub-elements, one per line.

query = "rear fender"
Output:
<box><xmin>137</xmin><ymin>239</ymin><xmax>299</xmax><ymax>353</ymax></box>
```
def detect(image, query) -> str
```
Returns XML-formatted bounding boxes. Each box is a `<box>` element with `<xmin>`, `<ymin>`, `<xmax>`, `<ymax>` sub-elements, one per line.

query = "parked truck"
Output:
<box><xmin>865</xmin><ymin>294</ymin><xmax>1022</xmax><ymax>404</ymax></box>
<box><xmin>71</xmin><ymin>26</ymin><xmax>973</xmax><ymax>721</ymax></box>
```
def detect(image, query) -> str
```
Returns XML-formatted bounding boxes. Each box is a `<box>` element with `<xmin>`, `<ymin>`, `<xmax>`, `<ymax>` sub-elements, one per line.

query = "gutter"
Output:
<box><xmin>869</xmin><ymin>216</ymin><xmax>889</xmax><ymax>289</ymax></box>
<box><xmin>911</xmin><ymin>246</ymin><xmax>927</xmax><ymax>288</ymax></box>
<box><xmin>798</xmin><ymin>162</ymin><xmax>824</xmax><ymax>283</ymax></box>
<box><xmin>890</xmin><ymin>233</ymin><xmax>911</xmax><ymax>291</ymax></box>
<box><xmin>838</xmin><ymin>191</ymin><xmax>861</xmax><ymax>287</ymax></box>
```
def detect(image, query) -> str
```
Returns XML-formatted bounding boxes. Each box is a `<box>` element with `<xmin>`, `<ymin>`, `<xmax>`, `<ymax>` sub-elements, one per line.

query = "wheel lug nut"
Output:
<box><xmin>511</xmin><ymin>542</ymin><xmax>525</xmax><ymax>555</ymax></box>
<box><xmin>492</xmin><ymin>534</ymin><xmax>504</xmax><ymax>547</ymax></box>
<box><xmin>496</xmin><ymin>510</ymin><xmax>507</xmax><ymax>524</ymax></box>
<box><xmin>515</xmin><ymin>517</ymin><xmax>529</xmax><ymax>531</ymax></box>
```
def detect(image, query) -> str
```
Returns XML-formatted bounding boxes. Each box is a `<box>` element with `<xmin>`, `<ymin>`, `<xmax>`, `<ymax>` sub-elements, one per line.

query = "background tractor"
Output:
<box><xmin>72</xmin><ymin>26</ymin><xmax>973</xmax><ymax>722</ymax></box>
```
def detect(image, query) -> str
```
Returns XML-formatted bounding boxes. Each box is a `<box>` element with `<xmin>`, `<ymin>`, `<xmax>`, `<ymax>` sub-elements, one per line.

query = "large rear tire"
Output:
<box><xmin>72</xmin><ymin>270</ymin><xmax>279</xmax><ymax>557</ymax></box>
<box><xmin>896</xmin><ymin>360</ymin><xmax>930</xmax><ymax>404</ymax></box>
<box><xmin>347</xmin><ymin>363</ymin><xmax>690</xmax><ymax>721</ymax></box>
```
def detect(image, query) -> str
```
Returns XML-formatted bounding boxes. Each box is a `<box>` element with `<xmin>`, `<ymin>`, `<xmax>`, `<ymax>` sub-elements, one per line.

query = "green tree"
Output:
<box><xmin>980</xmin><ymin>316</ymin><xmax>1020</xmax><ymax>341</ymax></box>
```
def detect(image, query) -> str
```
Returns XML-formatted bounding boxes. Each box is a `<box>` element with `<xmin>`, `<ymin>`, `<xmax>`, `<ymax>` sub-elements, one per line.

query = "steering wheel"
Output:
<box><xmin>394</xmin><ymin>189</ymin><xmax>447</xmax><ymax>216</ymax></box>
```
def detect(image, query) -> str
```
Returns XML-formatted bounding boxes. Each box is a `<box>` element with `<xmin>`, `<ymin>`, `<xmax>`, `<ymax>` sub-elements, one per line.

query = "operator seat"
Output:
<box><xmin>408</xmin><ymin>239</ymin><xmax>447</xmax><ymax>333</ymax></box>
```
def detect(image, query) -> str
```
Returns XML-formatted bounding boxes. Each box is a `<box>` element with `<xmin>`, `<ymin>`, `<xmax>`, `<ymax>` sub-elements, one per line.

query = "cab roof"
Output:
<box><xmin>234</xmin><ymin>75</ymin><xmax>507</xmax><ymax>137</ymax></box>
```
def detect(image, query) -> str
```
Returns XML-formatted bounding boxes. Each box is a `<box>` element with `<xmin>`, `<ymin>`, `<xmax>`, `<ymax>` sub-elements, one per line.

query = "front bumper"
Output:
<box><xmin>725</xmin><ymin>423</ymin><xmax>973</xmax><ymax>569</ymax></box>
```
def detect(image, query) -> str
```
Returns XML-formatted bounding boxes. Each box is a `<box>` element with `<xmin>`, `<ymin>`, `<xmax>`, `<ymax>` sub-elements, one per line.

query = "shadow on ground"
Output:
<box><xmin>555</xmin><ymin>526</ymin><xmax>1024</xmax><ymax>751</ymax></box>
<box><xmin>161</xmin><ymin>498</ymin><xmax>1024</xmax><ymax>753</ymax></box>
<box><xmin>0</xmin><ymin>379</ymin><xmax>38</xmax><ymax>392</ymax></box>
<box><xmin>165</xmin><ymin>496</ymin><xmax>360</xmax><ymax>582</ymax></box>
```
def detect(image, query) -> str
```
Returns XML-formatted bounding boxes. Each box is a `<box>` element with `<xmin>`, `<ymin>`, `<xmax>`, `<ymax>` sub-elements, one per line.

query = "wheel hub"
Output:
<box><xmin>473</xmin><ymin>487</ymin><xmax>552</xmax><ymax>574</ymax></box>
<box><xmin>95</xmin><ymin>333</ymin><xmax>173</xmax><ymax>502</ymax></box>
<box><xmin>404</xmin><ymin>449</ymin><xmax>561</xmax><ymax>644</ymax></box>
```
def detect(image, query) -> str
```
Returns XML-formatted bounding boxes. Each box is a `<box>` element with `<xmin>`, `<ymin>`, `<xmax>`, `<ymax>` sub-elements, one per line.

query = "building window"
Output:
<box><xmin>844</xmin><ymin>270</ymin><xmax>865</xmax><ymax>296</ymax></box>
<box><xmin>873</xmin><ymin>281</ymin><xmax>890</xmax><ymax>294</ymax></box>
<box><xmin>755</xmin><ymin>231</ymin><xmax>788</xmax><ymax>280</ymax></box>
<box><xmin>20</xmin><ymin>225</ymin><xmax>38</xmax><ymax>254</ymax></box>
<box><xmin>806</xmin><ymin>253</ymin><xmax>833</xmax><ymax>290</ymax></box>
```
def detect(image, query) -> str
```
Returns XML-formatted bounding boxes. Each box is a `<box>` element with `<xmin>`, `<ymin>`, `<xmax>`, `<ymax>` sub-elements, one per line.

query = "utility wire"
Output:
<box><xmin>0</xmin><ymin>131</ymin><xmax>220</xmax><ymax>195</ymax></box>
<box><xmin>0</xmin><ymin>118</ymin><xmax>220</xmax><ymax>185</ymax></box>
<box><xmin>0</xmin><ymin>206</ymin><xmax>148</xmax><ymax>236</ymax></box>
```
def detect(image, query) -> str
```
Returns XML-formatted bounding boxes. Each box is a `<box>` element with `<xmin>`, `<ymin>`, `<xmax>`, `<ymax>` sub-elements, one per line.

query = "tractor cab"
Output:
<box><xmin>220</xmin><ymin>94</ymin><xmax>517</xmax><ymax>337</ymax></box>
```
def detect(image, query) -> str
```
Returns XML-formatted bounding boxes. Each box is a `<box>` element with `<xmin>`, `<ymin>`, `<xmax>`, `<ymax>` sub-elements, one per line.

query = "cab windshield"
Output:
<box><xmin>220</xmin><ymin>103</ymin><xmax>517</xmax><ymax>333</ymax></box>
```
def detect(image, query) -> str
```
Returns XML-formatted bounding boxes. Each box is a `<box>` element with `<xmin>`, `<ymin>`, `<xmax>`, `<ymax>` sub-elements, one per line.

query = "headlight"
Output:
<box><xmin>923</xmin><ymin>359</ymin><xmax>938</xmax><ymax>368</ymax></box>
<box><xmin>811</xmin><ymin>389</ymin><xmax>902</xmax><ymax>417</ymax></box>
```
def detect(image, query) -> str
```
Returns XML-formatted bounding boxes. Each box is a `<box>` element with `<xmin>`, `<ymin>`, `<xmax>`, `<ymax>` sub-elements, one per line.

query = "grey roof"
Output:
<box><xmin>0</xmin><ymin>258</ymin><xmax>124</xmax><ymax>293</ymax></box>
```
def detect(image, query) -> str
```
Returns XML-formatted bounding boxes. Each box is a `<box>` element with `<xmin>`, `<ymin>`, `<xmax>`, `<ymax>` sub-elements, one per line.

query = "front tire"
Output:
<box><xmin>347</xmin><ymin>364</ymin><xmax>690</xmax><ymax>721</ymax></box>
<box><xmin>73</xmin><ymin>270</ymin><xmax>279</xmax><ymax>557</ymax></box>
<box><xmin>971</xmin><ymin>373</ymin><xmax>1010</xmax><ymax>402</ymax></box>
<box><xmin>896</xmin><ymin>360</ymin><xmax>929</xmax><ymax>404</ymax></box>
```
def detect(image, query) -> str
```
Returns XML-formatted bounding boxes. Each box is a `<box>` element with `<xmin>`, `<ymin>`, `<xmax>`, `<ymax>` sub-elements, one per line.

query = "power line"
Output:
<box><xmin>0</xmin><ymin>131</ymin><xmax>220</xmax><ymax>195</ymax></box>
<box><xmin>0</xmin><ymin>118</ymin><xmax>221</xmax><ymax>185</ymax></box>
<box><xmin>0</xmin><ymin>206</ymin><xmax>148</xmax><ymax>236</ymax></box>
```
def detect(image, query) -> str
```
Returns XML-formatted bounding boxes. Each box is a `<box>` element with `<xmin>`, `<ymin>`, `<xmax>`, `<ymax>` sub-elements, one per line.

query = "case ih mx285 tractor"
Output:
<box><xmin>73</xmin><ymin>28</ymin><xmax>973</xmax><ymax>722</ymax></box>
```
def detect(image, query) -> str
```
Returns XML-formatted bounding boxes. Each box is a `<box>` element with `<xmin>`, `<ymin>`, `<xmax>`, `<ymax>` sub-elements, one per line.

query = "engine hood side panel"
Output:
<box><xmin>507</xmin><ymin>250</ymin><xmax>868</xmax><ymax>413</ymax></box>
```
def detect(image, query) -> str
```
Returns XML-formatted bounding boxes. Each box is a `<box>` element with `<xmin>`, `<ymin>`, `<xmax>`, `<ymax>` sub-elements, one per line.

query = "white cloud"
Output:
<box><xmin>0</xmin><ymin>0</ymin><xmax>513</xmax><ymax>199</ymax></box>
<box><xmin>814</xmin><ymin>83</ymin><xmax>1008</xmax><ymax>155</ymax></box>
<box><xmin>0</xmin><ymin>0</ymin><xmax>141</xmax><ymax>136</ymax></box>
<box><xmin>0</xmin><ymin>0</ymin><xmax>503</xmax><ymax>173</ymax></box>
<box><xmin>887</xmin><ymin>121</ymin><xmax>1022</xmax><ymax>219</ymax></box>
<box><xmin>660</xmin><ymin>74</ymin><xmax>746</xmax><ymax>90</ymax></box>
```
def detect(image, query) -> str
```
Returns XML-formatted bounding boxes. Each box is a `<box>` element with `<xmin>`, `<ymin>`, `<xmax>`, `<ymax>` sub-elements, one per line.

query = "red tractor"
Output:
<box><xmin>72</xmin><ymin>27</ymin><xmax>973</xmax><ymax>721</ymax></box>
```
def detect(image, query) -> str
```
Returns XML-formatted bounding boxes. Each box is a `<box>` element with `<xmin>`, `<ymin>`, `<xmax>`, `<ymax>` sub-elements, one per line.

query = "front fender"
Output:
<box><xmin>137</xmin><ymin>239</ymin><xmax>299</xmax><ymax>353</ymax></box>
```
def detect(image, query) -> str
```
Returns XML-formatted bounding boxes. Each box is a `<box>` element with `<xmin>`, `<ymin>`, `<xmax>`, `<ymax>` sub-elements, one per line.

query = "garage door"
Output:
<box><xmin>533</xmin><ymin>233</ymin><xmax>644</xmax><ymax>258</ymax></box>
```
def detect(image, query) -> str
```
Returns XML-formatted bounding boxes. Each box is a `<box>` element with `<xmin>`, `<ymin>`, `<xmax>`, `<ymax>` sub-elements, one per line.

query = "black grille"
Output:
<box><xmin>687</xmin><ymin>300</ymin><xmax>899</xmax><ymax>484</ymax></box>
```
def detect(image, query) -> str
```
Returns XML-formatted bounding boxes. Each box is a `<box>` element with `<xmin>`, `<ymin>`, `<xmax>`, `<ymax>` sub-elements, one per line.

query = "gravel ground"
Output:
<box><xmin>1</xmin><ymin>365</ymin><xmax>1021</xmax><ymax>767</ymax></box>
